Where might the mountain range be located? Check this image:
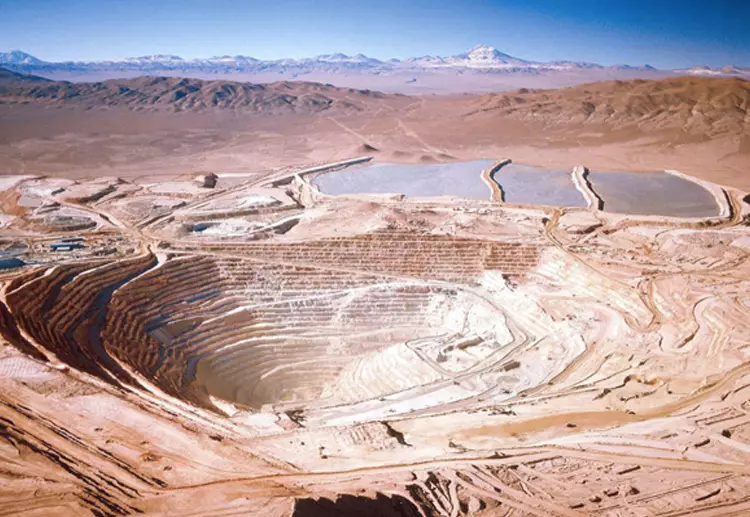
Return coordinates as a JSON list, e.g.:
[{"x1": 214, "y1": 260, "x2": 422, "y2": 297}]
[
  {"x1": 1, "y1": 46, "x2": 748, "y2": 94},
  {"x1": 0, "y1": 46, "x2": 659, "y2": 72},
  {"x1": 0, "y1": 66, "x2": 383, "y2": 114},
  {"x1": 3, "y1": 62, "x2": 748, "y2": 138}
]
